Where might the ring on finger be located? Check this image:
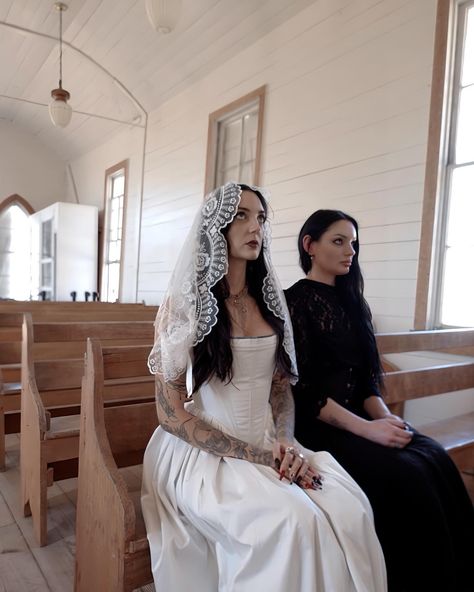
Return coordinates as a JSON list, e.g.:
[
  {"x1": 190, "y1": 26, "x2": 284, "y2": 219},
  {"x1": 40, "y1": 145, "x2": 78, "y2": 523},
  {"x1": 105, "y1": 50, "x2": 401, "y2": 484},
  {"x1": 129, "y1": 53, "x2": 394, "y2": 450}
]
[{"x1": 285, "y1": 446, "x2": 295, "y2": 454}]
